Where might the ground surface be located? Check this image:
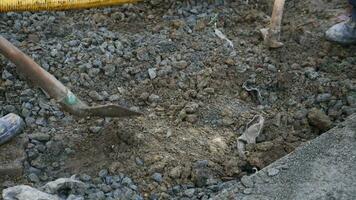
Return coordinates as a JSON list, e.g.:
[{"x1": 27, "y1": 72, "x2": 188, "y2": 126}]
[{"x1": 0, "y1": 0, "x2": 355, "y2": 199}]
